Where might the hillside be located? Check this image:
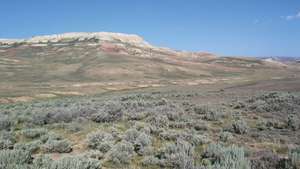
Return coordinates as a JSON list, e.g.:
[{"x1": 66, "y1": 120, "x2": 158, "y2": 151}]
[{"x1": 0, "y1": 32, "x2": 298, "y2": 102}]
